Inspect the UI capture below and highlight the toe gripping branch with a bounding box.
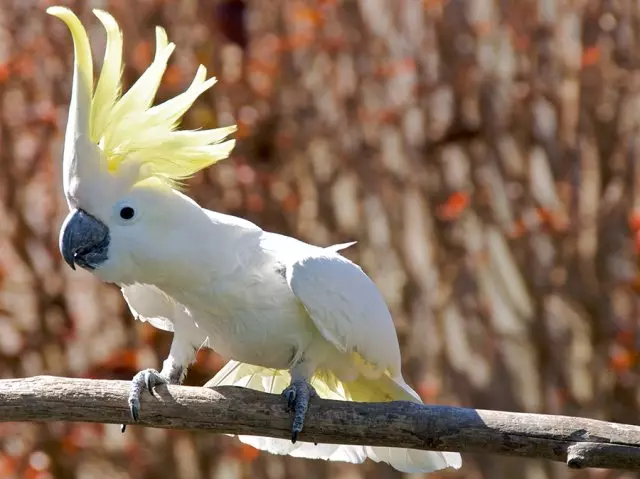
[282,380,316,443]
[121,368,168,433]
[121,369,316,443]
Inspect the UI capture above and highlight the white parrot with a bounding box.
[48,6,462,474]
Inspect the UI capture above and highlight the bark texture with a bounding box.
[2,376,640,471]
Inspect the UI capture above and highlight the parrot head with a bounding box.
[48,7,236,284]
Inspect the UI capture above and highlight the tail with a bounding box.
[207,361,462,474]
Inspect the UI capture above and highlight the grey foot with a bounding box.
[282,380,317,443]
[121,368,167,433]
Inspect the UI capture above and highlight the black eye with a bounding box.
[119,206,135,220]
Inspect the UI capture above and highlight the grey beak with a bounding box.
[59,209,110,271]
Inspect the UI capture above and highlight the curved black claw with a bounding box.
[121,368,167,433]
[281,380,316,444]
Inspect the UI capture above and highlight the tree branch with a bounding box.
[2,376,640,471]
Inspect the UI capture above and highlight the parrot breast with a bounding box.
[159,258,323,370]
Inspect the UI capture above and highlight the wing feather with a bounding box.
[285,250,402,376]
[121,283,176,332]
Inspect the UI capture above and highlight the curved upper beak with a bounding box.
[59,209,110,270]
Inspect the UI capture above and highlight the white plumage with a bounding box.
[50,6,462,473]
[119,209,462,474]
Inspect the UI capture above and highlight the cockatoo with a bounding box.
[48,6,462,474]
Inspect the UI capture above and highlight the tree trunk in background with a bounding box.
[0,0,638,478]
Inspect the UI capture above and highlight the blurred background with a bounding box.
[0,0,639,477]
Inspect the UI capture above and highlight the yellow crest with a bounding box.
[47,6,236,190]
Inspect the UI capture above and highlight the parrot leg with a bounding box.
[282,377,317,443]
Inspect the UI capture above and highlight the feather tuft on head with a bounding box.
[47,6,236,192]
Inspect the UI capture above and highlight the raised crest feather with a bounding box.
[47,6,236,190]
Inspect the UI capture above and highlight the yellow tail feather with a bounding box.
[207,361,462,474]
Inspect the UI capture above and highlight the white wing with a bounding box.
[121,283,176,332]
[207,239,462,473]
[285,247,402,376]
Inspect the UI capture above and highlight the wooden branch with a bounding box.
[1,376,639,471]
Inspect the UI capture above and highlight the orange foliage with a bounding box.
[194,348,226,374]
[508,26,531,52]
[235,119,253,139]
[282,33,316,51]
[537,207,569,232]
[12,55,35,77]
[162,64,183,90]
[436,192,469,221]
[0,64,8,83]
[610,346,637,374]
[140,322,160,344]
[132,41,153,71]
[0,455,17,477]
[423,0,447,9]
[377,108,398,124]
[282,192,300,212]
[628,211,640,232]
[231,443,261,462]
[24,469,51,479]
[290,6,325,28]
[629,273,640,293]
[634,230,640,254]
[581,46,600,67]
[101,349,138,371]
[85,348,139,377]
[508,207,569,238]
[61,433,79,456]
